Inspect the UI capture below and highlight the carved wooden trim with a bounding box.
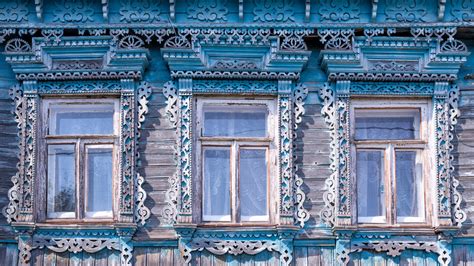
[319,81,464,228]
[162,79,310,227]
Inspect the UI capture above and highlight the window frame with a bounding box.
[39,98,120,222]
[350,98,433,227]
[195,97,278,225]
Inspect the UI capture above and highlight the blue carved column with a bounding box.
[176,78,194,225]
[334,80,352,227]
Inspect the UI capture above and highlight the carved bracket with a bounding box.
[18,229,135,266]
[176,228,297,265]
[336,239,451,266]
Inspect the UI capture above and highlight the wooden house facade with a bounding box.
[0,0,473,265]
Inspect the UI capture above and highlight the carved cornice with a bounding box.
[3,36,150,81]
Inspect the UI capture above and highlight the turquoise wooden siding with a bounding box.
[0,0,474,265]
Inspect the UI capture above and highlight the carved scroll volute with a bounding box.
[434,82,453,227]
[334,80,352,227]
[177,78,194,224]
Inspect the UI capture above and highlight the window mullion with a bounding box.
[388,144,395,225]
[232,141,239,223]
[77,139,83,220]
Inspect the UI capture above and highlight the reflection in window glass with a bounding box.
[357,150,385,222]
[396,151,424,222]
[86,147,113,216]
[47,145,75,217]
[203,148,231,221]
[355,109,419,140]
[50,104,114,135]
[240,149,267,221]
[203,106,267,137]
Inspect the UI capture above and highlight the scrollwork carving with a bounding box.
[3,85,24,223]
[253,0,295,22]
[0,0,29,22]
[319,84,337,227]
[319,0,360,22]
[349,241,451,266]
[187,0,228,22]
[317,29,354,50]
[293,83,310,227]
[53,0,95,23]
[384,0,427,22]
[120,0,162,23]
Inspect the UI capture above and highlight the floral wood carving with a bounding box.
[120,0,162,23]
[0,0,29,22]
[384,0,428,22]
[319,0,360,22]
[187,0,228,22]
[253,0,295,22]
[53,0,95,23]
[448,0,474,22]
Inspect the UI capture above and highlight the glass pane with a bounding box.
[396,151,424,221]
[203,106,267,137]
[50,104,114,135]
[86,147,113,216]
[240,149,267,221]
[47,145,75,217]
[357,150,385,221]
[355,109,420,140]
[203,148,231,221]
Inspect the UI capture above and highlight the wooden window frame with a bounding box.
[38,98,120,223]
[350,98,433,227]
[195,97,278,225]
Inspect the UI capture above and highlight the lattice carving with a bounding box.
[317,28,354,50]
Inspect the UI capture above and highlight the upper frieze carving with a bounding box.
[119,0,163,23]
[187,0,228,22]
[53,0,95,23]
[447,0,474,22]
[0,0,471,24]
[383,0,429,22]
[253,0,295,22]
[0,0,29,22]
[319,0,361,22]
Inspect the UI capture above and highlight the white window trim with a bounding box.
[351,98,433,227]
[196,98,277,225]
[41,98,120,222]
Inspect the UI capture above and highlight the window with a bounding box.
[41,99,119,220]
[351,99,431,225]
[196,99,277,223]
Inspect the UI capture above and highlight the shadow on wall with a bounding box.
[453,97,474,234]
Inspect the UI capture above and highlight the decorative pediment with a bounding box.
[320,36,469,82]
[161,35,311,80]
[4,36,150,81]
